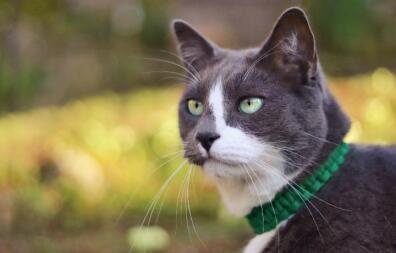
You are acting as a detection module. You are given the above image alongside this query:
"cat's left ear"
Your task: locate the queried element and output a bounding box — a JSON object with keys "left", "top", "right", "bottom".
{"left": 258, "top": 7, "right": 317, "bottom": 78}
{"left": 172, "top": 20, "right": 218, "bottom": 73}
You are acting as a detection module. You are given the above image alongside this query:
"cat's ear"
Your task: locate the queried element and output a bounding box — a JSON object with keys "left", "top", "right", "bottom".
{"left": 172, "top": 20, "right": 217, "bottom": 72}
{"left": 258, "top": 7, "right": 317, "bottom": 77}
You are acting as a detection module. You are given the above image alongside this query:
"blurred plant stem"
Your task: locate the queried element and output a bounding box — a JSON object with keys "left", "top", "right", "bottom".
{"left": 4, "top": 0, "right": 21, "bottom": 110}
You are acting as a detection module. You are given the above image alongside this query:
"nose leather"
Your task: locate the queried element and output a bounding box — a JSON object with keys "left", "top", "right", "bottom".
{"left": 196, "top": 132, "right": 220, "bottom": 152}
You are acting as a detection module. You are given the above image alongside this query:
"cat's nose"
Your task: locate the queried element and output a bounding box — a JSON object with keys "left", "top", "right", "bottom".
{"left": 196, "top": 132, "right": 220, "bottom": 152}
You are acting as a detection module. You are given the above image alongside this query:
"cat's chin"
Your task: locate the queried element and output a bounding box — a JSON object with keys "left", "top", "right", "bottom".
{"left": 202, "top": 158, "right": 248, "bottom": 178}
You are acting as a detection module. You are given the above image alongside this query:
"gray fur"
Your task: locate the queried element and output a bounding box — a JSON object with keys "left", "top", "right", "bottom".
{"left": 265, "top": 144, "right": 396, "bottom": 252}
{"left": 173, "top": 7, "right": 396, "bottom": 252}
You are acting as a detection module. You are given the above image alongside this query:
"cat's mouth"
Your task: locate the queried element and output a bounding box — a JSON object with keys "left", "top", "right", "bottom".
{"left": 207, "top": 155, "right": 242, "bottom": 167}
{"left": 187, "top": 152, "right": 242, "bottom": 167}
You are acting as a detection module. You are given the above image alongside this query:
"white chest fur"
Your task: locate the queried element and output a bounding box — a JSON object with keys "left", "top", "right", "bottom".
{"left": 243, "top": 220, "right": 288, "bottom": 253}
{"left": 210, "top": 173, "right": 290, "bottom": 253}
{"left": 244, "top": 230, "right": 277, "bottom": 253}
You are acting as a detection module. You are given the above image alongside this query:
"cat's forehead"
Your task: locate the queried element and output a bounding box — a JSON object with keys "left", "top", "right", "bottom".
{"left": 196, "top": 49, "right": 264, "bottom": 90}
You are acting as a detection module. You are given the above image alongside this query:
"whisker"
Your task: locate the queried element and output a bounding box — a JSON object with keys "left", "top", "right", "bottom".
{"left": 115, "top": 153, "right": 183, "bottom": 225}
{"left": 250, "top": 159, "right": 324, "bottom": 243}
{"left": 154, "top": 184, "right": 171, "bottom": 225}
{"left": 260, "top": 146, "right": 352, "bottom": 212}
{"left": 159, "top": 149, "right": 184, "bottom": 159}
{"left": 240, "top": 164, "right": 266, "bottom": 234}
{"left": 150, "top": 49, "right": 202, "bottom": 81}
{"left": 243, "top": 40, "right": 286, "bottom": 81}
{"left": 284, "top": 174, "right": 351, "bottom": 213}
{"left": 146, "top": 161, "right": 188, "bottom": 229}
{"left": 241, "top": 147, "right": 316, "bottom": 178}
{"left": 139, "top": 57, "right": 200, "bottom": 82}
{"left": 143, "top": 70, "right": 197, "bottom": 84}
{"left": 245, "top": 164, "right": 281, "bottom": 249}
{"left": 186, "top": 166, "right": 206, "bottom": 247}
{"left": 269, "top": 165, "right": 336, "bottom": 237}
{"left": 299, "top": 130, "right": 339, "bottom": 146}
{"left": 159, "top": 76, "right": 191, "bottom": 84}
{"left": 183, "top": 166, "right": 192, "bottom": 239}
{"left": 129, "top": 160, "right": 187, "bottom": 253}
{"left": 175, "top": 164, "right": 190, "bottom": 234}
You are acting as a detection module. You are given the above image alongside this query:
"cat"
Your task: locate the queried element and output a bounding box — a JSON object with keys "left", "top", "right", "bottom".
{"left": 171, "top": 7, "right": 396, "bottom": 253}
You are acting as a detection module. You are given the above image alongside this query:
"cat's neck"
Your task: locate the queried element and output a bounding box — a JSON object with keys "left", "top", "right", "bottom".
{"left": 302, "top": 88, "right": 351, "bottom": 176}
{"left": 213, "top": 173, "right": 285, "bottom": 217}
{"left": 212, "top": 167, "right": 301, "bottom": 217}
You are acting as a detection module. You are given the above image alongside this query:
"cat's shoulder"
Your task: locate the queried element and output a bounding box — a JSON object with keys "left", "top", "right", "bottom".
{"left": 342, "top": 143, "right": 396, "bottom": 185}
{"left": 347, "top": 143, "right": 396, "bottom": 168}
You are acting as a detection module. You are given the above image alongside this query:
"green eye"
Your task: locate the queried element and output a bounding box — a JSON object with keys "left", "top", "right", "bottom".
{"left": 239, "top": 97, "right": 264, "bottom": 114}
{"left": 187, "top": 99, "right": 204, "bottom": 116}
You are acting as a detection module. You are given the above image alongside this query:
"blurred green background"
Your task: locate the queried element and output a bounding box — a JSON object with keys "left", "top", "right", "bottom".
{"left": 0, "top": 0, "right": 396, "bottom": 252}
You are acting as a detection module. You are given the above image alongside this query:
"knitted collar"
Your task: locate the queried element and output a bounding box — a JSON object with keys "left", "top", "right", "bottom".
{"left": 246, "top": 142, "right": 350, "bottom": 234}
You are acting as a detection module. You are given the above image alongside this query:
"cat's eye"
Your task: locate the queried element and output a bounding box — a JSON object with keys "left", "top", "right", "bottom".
{"left": 187, "top": 99, "right": 204, "bottom": 116}
{"left": 239, "top": 97, "right": 264, "bottom": 114}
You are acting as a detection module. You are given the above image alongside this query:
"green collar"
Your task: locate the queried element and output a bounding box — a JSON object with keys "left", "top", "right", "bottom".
{"left": 246, "top": 142, "right": 350, "bottom": 234}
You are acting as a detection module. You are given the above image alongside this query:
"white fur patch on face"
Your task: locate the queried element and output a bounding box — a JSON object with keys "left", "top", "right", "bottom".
{"left": 208, "top": 77, "right": 226, "bottom": 131}
{"left": 207, "top": 78, "right": 270, "bottom": 173}
{"left": 203, "top": 77, "right": 289, "bottom": 216}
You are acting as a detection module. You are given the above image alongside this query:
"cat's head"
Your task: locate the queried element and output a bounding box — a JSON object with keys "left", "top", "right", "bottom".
{"left": 172, "top": 8, "right": 349, "bottom": 180}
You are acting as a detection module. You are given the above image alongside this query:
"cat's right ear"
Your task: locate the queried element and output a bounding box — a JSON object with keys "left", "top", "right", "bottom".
{"left": 172, "top": 20, "right": 217, "bottom": 72}
{"left": 257, "top": 8, "right": 317, "bottom": 79}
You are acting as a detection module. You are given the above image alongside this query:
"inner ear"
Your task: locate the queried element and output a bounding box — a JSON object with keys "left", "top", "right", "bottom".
{"left": 172, "top": 20, "right": 217, "bottom": 73}
{"left": 257, "top": 8, "right": 317, "bottom": 77}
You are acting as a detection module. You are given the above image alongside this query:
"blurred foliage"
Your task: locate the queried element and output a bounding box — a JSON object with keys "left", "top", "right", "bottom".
{"left": 306, "top": 0, "right": 396, "bottom": 74}
{"left": 0, "top": 60, "right": 44, "bottom": 110}
{"left": 0, "top": 0, "right": 171, "bottom": 112}
{"left": 0, "top": 0, "right": 395, "bottom": 112}
{"left": 0, "top": 0, "right": 396, "bottom": 251}
{"left": 0, "top": 68, "right": 396, "bottom": 252}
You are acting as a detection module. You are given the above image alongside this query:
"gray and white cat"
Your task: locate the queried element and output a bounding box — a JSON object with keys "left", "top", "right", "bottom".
{"left": 172, "top": 7, "right": 396, "bottom": 253}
